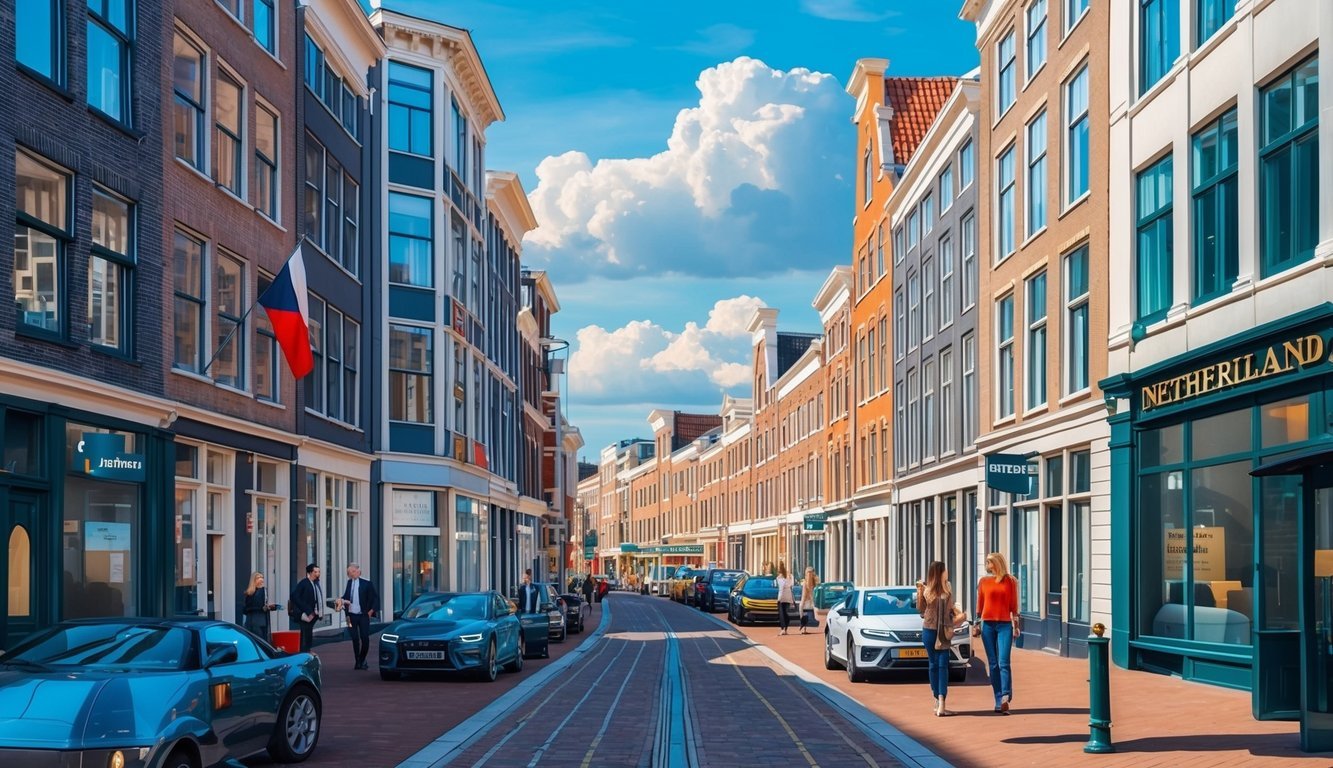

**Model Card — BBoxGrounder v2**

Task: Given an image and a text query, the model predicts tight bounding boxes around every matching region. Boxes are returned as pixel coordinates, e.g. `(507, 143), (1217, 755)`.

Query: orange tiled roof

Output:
(883, 77), (961, 165)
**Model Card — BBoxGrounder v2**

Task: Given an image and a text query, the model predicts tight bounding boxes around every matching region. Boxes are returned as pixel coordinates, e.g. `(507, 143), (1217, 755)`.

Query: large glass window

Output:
(1065, 246), (1090, 393)
(212, 251), (245, 389)
(1136, 154), (1173, 322)
(15, 151), (70, 336)
(1066, 66), (1090, 203)
(87, 0), (133, 123)
(389, 325), (433, 423)
(1026, 271), (1047, 410)
(997, 295), (1015, 419)
(89, 188), (132, 352)
(254, 272), (278, 402)
(940, 165), (954, 211)
(1260, 57), (1319, 277)
(1192, 109), (1238, 303)
(908, 272), (920, 350)
(64, 426), (141, 619)
(1027, 111), (1047, 235)
(252, 0), (274, 53)
(172, 230), (205, 371)
(17, 0), (63, 82)
(923, 358), (936, 460)
(388, 62), (433, 156)
(939, 234), (955, 329)
(254, 103), (278, 220)
(1070, 500), (1091, 622)
(1027, 0), (1047, 80)
(1140, 0), (1180, 94)
(172, 33), (205, 169)
(961, 212), (977, 309)
(389, 193), (433, 288)
(1066, 0), (1089, 32)
(453, 98), (469, 182)
(1013, 506), (1041, 613)
(456, 497), (482, 592)
(307, 296), (359, 427)
(940, 347), (954, 455)
(997, 145), (1016, 260)
(997, 30), (1016, 115)
(962, 333), (977, 448)
(922, 259), (936, 342)
(1196, 0), (1234, 46)
(214, 71), (243, 196)
(959, 140), (975, 190)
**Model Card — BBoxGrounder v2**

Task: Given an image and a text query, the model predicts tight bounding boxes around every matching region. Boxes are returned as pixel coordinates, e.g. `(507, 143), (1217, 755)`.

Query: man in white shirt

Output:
(336, 562), (380, 670)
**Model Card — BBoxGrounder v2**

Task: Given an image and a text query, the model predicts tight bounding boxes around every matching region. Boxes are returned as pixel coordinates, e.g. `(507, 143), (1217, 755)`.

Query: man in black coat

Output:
(336, 562), (380, 669)
(517, 569), (542, 614)
(290, 563), (323, 653)
(581, 574), (595, 604)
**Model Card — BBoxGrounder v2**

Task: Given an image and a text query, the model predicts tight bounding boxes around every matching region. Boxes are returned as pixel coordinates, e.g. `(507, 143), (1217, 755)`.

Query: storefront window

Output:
(1261, 395), (1311, 448)
(1070, 501), (1091, 622)
(1014, 506), (1041, 614)
(4, 410), (42, 476)
(173, 488), (197, 615)
(1189, 461), (1253, 644)
(1141, 423), (1184, 467)
(456, 495), (481, 592)
(1139, 470), (1183, 636)
(63, 474), (138, 619)
(1192, 408), (1250, 460)
(393, 534), (439, 609)
(1259, 475), (1299, 630)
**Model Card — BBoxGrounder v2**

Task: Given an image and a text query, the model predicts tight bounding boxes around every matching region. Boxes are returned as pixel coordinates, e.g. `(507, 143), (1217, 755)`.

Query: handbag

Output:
(934, 598), (955, 650)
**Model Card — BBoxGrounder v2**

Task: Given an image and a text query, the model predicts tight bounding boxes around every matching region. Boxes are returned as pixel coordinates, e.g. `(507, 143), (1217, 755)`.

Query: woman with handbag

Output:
(798, 567), (819, 633)
(974, 552), (1020, 714)
(917, 560), (961, 716)
(242, 571), (276, 643)
(775, 562), (795, 636)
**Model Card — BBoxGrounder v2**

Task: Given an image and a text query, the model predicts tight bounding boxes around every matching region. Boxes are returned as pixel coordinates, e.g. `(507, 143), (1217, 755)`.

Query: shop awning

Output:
(1250, 443), (1333, 477)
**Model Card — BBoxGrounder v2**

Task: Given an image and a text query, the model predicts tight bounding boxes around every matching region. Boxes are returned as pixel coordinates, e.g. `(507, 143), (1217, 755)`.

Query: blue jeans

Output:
(980, 620), (1014, 706)
(920, 628), (951, 698)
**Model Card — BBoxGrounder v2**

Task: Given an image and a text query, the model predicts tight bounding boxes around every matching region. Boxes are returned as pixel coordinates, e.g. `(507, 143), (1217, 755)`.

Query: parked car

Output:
(669, 565), (703, 602)
(0, 617), (322, 766)
(694, 569), (745, 612)
(726, 574), (802, 625)
(813, 580), (854, 609)
(512, 583), (568, 643)
(822, 586), (972, 683)
(378, 591), (525, 682)
(559, 592), (588, 633)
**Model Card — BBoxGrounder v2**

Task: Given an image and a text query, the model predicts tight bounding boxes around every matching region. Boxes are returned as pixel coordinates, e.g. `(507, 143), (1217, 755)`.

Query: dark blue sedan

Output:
(0, 617), (322, 767)
(378, 591), (524, 682)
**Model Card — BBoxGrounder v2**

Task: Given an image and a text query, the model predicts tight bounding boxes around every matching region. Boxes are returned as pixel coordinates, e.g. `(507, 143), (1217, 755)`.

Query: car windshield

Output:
(861, 589), (920, 616)
(743, 578), (777, 597)
(404, 594), (489, 621)
(1, 623), (191, 670)
(711, 572), (742, 585)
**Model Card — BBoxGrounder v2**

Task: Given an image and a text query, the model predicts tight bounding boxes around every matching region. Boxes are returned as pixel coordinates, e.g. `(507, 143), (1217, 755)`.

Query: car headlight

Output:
(860, 628), (898, 641)
(380, 633), (399, 644)
(458, 633), (484, 643)
(955, 622), (970, 638)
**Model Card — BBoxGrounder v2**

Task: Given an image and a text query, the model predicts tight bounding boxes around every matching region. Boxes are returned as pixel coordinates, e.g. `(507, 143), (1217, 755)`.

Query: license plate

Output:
(896, 647), (928, 659)
(406, 650), (446, 660)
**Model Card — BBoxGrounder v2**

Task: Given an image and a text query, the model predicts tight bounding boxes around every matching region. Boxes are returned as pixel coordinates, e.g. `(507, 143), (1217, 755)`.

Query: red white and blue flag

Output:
(258, 244), (314, 379)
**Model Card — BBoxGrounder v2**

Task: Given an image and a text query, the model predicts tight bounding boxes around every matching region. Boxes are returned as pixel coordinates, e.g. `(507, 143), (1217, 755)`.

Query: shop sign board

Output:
(803, 512), (827, 532)
(985, 453), (1035, 495)
(645, 545), (704, 555)
(1164, 526), (1227, 581)
(1140, 332), (1331, 412)
(620, 543), (639, 553)
(391, 490), (435, 527)
(76, 432), (145, 482)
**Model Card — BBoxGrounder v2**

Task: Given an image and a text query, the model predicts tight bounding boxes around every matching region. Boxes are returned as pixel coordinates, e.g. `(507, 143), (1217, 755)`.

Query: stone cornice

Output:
(370, 9), (505, 128)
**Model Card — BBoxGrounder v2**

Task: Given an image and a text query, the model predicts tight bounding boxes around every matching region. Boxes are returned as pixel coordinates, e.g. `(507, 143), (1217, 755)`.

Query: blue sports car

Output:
(378, 591), (525, 682)
(0, 617), (322, 767)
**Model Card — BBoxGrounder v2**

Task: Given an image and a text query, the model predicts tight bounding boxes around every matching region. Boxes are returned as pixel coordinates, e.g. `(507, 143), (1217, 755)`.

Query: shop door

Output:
(5, 493), (45, 648)
(1254, 475), (1301, 721)
(1044, 505), (1064, 652)
(1303, 481), (1333, 751)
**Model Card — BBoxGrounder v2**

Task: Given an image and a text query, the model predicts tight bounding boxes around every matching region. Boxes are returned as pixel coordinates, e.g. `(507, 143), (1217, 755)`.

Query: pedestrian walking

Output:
(582, 573), (595, 604)
(917, 560), (963, 716)
(290, 563), (324, 654)
(775, 561), (795, 635)
(975, 551), (1021, 714)
(241, 572), (275, 642)
(799, 567), (819, 634)
(335, 562), (380, 670)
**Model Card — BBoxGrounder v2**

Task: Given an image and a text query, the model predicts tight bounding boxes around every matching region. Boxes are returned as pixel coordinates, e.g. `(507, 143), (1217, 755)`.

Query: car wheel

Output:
(266, 685), (321, 763)
(379, 668), (401, 681)
(505, 638), (525, 673)
(163, 745), (199, 768)
(949, 665), (968, 683)
(824, 631), (842, 670)
(738, 612), (750, 627)
(476, 639), (499, 682)
(846, 637), (866, 683)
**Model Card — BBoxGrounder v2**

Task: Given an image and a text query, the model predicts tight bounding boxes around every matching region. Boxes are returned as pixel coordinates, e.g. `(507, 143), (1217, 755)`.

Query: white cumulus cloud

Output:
(568, 296), (767, 406)
(524, 57), (852, 281)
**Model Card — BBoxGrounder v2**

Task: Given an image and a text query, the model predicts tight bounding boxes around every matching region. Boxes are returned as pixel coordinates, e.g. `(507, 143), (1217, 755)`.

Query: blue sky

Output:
(382, 1), (980, 458)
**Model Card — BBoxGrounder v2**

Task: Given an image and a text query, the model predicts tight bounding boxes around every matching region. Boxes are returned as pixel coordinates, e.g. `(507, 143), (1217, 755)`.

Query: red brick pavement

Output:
(243, 603), (603, 768)
(724, 611), (1333, 767)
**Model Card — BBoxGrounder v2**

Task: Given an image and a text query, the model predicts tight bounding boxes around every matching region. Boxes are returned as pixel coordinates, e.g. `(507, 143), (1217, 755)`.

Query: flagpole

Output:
(199, 301), (262, 377)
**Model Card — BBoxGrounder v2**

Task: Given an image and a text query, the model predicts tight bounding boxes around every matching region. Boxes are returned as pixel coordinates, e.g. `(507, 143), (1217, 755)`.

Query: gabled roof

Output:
(884, 78), (960, 165)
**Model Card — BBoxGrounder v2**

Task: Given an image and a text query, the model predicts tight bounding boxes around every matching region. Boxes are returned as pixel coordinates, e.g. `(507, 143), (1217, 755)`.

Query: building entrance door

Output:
(4, 492), (45, 648)
(1304, 481), (1333, 751)
(1044, 504), (1064, 653)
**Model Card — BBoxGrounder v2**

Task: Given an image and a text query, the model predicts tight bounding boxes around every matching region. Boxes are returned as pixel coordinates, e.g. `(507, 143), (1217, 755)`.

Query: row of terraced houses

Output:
(575, 0), (1333, 726)
(0, 0), (582, 648)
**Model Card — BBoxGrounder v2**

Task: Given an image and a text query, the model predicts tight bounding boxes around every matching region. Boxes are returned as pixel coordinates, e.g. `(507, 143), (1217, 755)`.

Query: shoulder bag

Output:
(934, 597), (954, 650)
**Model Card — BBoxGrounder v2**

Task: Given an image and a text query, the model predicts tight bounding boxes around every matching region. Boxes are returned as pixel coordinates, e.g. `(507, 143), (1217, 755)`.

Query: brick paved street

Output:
(725, 607), (1333, 767)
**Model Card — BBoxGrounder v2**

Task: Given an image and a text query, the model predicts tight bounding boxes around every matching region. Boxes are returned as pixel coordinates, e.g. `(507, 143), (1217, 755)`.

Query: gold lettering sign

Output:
(1141, 333), (1330, 411)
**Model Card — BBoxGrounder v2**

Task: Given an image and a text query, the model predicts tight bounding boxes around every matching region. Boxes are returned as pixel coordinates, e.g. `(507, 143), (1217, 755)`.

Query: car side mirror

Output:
(837, 607), (856, 618)
(205, 644), (239, 667)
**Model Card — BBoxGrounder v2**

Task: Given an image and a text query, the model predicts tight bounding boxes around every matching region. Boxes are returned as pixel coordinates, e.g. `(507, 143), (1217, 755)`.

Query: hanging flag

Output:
(258, 243), (314, 379)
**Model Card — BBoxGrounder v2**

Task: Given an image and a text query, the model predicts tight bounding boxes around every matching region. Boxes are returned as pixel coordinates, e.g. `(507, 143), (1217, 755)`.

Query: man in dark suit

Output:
(517, 569), (542, 614)
(291, 563), (323, 653)
(335, 562), (379, 670)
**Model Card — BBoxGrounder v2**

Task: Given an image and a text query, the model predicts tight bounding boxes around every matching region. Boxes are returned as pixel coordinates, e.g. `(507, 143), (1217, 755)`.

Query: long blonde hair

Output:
(803, 567), (818, 593)
(986, 552), (1013, 583)
(923, 560), (952, 602)
(245, 571), (263, 597)
(776, 561), (789, 579)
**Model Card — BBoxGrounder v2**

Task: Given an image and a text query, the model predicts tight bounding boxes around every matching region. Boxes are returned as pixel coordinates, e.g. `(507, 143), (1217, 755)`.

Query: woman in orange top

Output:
(974, 552), (1020, 713)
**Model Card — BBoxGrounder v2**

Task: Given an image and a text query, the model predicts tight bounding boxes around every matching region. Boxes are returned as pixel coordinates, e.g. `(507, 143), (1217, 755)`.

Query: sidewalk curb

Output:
(697, 608), (953, 768)
(395, 599), (615, 768)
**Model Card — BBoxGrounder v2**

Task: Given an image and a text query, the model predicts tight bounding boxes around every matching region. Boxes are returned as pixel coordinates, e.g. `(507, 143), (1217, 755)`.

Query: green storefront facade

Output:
(1102, 303), (1333, 750)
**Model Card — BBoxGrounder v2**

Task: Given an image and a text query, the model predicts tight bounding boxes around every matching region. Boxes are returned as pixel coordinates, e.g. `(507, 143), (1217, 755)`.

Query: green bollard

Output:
(1085, 622), (1114, 754)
